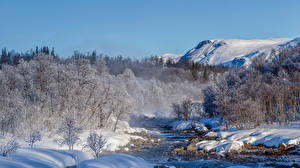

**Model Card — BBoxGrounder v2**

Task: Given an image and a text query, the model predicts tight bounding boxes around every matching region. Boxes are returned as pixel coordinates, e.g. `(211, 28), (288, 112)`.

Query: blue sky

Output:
(0, 0), (300, 58)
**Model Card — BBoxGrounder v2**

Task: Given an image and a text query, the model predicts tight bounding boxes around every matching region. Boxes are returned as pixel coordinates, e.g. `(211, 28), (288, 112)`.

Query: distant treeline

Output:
(0, 46), (228, 82)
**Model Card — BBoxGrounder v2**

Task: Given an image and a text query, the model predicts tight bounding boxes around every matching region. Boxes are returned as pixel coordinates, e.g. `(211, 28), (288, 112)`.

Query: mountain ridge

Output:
(159, 38), (299, 67)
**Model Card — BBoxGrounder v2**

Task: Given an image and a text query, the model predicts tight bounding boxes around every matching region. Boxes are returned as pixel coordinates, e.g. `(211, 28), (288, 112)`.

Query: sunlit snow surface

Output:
(0, 148), (90, 168)
(1, 121), (300, 167)
(197, 122), (300, 153)
(0, 121), (148, 167)
(78, 153), (153, 168)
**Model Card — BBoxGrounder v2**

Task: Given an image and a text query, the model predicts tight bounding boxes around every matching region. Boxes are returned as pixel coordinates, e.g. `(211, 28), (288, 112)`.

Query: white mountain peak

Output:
(159, 38), (299, 67)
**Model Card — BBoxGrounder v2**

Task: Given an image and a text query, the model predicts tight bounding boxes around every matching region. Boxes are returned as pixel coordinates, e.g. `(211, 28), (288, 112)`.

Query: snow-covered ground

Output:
(0, 149), (155, 168)
(0, 148), (90, 168)
(0, 121), (151, 167)
(8, 121), (146, 153)
(196, 122), (300, 154)
(78, 153), (153, 168)
(2, 118), (300, 167)
(0, 120), (153, 168)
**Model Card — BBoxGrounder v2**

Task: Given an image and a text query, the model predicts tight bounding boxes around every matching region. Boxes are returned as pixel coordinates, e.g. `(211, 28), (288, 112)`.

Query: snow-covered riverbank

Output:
(1, 118), (300, 167)
(196, 122), (300, 154)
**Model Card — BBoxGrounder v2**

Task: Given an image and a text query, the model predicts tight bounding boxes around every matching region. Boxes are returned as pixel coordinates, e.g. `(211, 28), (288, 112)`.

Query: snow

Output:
(0, 150), (154, 168)
(159, 38), (299, 67)
(196, 122), (300, 154)
(83, 129), (143, 152)
(157, 53), (183, 63)
(0, 121), (146, 156)
(171, 120), (208, 132)
(22, 121), (146, 152)
(171, 118), (218, 131)
(0, 121), (149, 167)
(204, 131), (218, 137)
(77, 153), (154, 168)
(20, 130), (139, 153)
(186, 38), (291, 66)
(0, 148), (90, 168)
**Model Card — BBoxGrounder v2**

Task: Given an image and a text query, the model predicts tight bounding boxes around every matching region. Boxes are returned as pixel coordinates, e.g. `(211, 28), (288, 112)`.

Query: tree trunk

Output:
(113, 114), (120, 132)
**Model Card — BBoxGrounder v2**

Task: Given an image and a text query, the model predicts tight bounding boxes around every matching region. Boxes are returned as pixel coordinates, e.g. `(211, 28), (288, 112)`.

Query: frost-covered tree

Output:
(112, 92), (133, 132)
(27, 130), (41, 148)
(86, 132), (106, 158)
(0, 137), (19, 157)
(202, 86), (217, 117)
(0, 47), (231, 135)
(57, 117), (82, 150)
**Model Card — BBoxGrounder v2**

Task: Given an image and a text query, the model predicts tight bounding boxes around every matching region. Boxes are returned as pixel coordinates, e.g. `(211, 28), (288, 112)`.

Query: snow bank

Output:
(23, 129), (142, 153)
(78, 129), (144, 152)
(171, 121), (208, 132)
(0, 121), (146, 158)
(18, 121), (146, 153)
(77, 153), (153, 168)
(197, 139), (244, 154)
(196, 122), (300, 154)
(0, 148), (90, 168)
(114, 120), (148, 134)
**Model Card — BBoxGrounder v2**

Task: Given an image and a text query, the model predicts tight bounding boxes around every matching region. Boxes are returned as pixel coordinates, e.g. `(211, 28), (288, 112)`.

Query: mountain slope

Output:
(160, 38), (300, 67)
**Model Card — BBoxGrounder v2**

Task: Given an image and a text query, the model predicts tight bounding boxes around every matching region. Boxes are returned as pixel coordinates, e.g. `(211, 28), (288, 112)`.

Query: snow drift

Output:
(77, 153), (153, 168)
(0, 148), (90, 168)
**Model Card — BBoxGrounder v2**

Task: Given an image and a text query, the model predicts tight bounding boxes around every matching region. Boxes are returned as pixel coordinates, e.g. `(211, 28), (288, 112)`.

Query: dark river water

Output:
(126, 117), (282, 168)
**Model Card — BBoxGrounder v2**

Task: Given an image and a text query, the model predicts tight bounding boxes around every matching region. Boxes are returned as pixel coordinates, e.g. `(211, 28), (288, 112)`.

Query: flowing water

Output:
(126, 117), (262, 168)
(126, 116), (300, 168)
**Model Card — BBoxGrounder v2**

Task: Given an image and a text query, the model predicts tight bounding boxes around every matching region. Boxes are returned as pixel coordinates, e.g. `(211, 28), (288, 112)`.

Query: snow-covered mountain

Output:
(159, 38), (300, 67)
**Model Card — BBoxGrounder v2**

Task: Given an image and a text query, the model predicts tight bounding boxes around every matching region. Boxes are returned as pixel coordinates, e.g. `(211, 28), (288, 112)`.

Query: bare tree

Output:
(0, 137), (19, 157)
(171, 103), (182, 119)
(181, 98), (193, 121)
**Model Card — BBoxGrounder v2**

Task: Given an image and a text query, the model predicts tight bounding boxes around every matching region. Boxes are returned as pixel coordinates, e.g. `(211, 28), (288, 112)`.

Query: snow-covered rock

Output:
(204, 131), (218, 137)
(171, 121), (208, 132)
(160, 38), (300, 67)
(77, 153), (153, 168)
